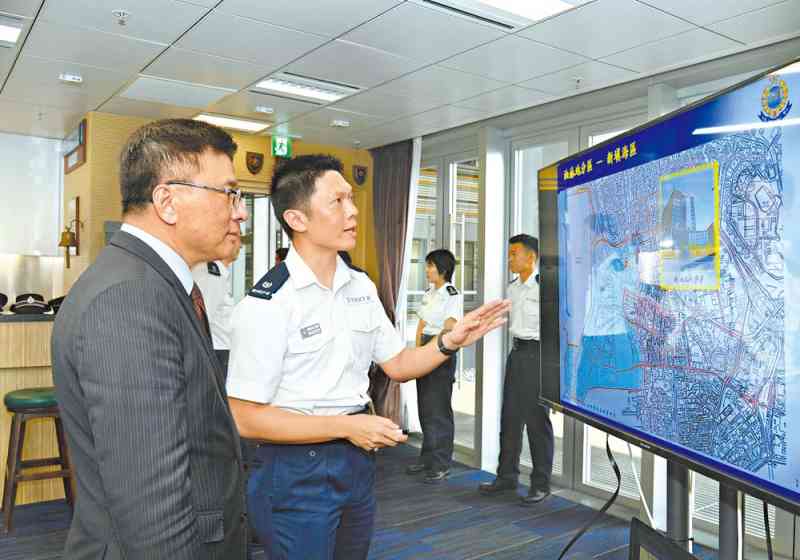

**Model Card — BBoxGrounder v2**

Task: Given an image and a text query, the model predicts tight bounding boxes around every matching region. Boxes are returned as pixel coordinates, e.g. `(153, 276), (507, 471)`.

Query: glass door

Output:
(449, 158), (481, 451)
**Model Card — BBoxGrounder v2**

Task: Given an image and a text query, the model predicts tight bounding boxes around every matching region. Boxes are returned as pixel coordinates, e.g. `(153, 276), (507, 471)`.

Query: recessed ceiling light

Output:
(0, 15), (24, 48)
(774, 61), (800, 75)
(253, 72), (360, 104)
(112, 9), (131, 26)
(194, 113), (270, 133)
(58, 73), (84, 85)
(330, 119), (351, 128)
(255, 105), (274, 115)
(418, 0), (572, 29)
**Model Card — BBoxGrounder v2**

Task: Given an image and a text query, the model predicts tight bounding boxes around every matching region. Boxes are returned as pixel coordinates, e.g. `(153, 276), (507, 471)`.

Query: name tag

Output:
(300, 323), (322, 339)
(346, 295), (372, 305)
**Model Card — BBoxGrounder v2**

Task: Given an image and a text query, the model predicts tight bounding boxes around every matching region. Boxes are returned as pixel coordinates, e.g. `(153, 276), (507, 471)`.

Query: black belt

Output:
(513, 337), (539, 348)
(347, 405), (371, 415)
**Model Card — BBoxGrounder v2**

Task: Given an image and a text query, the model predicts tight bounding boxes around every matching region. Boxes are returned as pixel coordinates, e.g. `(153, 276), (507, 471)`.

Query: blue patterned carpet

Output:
(0, 444), (718, 559)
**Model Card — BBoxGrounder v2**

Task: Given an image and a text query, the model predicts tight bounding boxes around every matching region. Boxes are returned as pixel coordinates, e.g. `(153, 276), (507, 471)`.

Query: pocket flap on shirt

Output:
(349, 307), (379, 333)
(197, 510), (224, 544)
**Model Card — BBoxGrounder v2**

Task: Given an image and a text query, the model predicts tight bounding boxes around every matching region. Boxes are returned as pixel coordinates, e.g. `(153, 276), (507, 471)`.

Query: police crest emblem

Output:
(759, 76), (792, 122)
(353, 165), (368, 186)
(246, 151), (264, 175)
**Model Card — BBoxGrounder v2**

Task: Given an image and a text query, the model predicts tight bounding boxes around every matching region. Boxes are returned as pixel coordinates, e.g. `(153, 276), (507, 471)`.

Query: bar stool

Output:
(1, 387), (73, 533)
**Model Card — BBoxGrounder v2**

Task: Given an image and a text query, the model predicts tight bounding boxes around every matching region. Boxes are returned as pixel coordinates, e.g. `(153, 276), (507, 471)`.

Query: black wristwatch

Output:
(437, 330), (458, 356)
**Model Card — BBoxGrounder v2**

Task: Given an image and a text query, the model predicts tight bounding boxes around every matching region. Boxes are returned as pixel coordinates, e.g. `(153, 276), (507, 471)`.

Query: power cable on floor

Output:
(557, 433), (621, 560)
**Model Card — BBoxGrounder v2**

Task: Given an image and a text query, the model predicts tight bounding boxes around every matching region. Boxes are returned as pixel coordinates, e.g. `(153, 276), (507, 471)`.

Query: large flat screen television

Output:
(539, 58), (800, 513)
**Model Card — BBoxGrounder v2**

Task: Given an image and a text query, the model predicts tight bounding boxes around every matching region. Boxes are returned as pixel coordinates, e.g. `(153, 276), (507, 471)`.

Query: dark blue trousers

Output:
(416, 334), (456, 472)
(247, 439), (376, 560)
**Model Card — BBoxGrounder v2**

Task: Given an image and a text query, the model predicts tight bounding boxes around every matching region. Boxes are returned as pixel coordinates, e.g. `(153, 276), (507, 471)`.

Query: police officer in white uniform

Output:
(191, 234), (240, 373)
(479, 234), (554, 505)
(225, 155), (510, 560)
(406, 249), (462, 483)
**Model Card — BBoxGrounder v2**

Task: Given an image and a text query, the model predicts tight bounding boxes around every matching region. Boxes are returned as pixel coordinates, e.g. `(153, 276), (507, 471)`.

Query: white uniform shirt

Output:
(191, 260), (234, 350)
(507, 269), (540, 340)
(417, 282), (463, 336)
(226, 248), (405, 415)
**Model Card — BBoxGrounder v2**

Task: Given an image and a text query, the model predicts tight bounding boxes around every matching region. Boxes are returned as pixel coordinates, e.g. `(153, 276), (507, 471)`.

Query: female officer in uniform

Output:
(406, 249), (463, 483)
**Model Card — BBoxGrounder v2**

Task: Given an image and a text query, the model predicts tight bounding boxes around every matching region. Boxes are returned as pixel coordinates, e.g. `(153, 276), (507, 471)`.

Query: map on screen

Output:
(556, 67), (800, 505)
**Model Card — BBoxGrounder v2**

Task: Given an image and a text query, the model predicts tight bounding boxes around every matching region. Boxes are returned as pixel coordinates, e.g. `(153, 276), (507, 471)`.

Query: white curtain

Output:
(395, 137), (422, 432)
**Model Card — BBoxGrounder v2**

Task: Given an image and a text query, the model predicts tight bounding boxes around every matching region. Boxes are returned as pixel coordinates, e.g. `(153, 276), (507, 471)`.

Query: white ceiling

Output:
(0, 0), (798, 147)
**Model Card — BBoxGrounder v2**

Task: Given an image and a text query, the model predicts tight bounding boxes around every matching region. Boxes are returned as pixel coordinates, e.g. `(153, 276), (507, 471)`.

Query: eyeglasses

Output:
(165, 180), (243, 211)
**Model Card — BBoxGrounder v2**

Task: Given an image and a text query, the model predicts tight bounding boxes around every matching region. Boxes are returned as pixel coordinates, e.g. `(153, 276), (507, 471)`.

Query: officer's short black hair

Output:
(271, 154), (344, 239)
(275, 247), (289, 263)
(119, 118), (237, 215)
(425, 249), (456, 282)
(509, 234), (539, 255)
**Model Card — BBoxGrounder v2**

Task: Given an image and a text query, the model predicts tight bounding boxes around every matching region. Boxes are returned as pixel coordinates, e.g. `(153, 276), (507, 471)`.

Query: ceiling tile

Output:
(371, 65), (507, 105)
(287, 107), (389, 131)
(23, 20), (164, 73)
(518, 60), (638, 96)
(331, 89), (443, 119)
(285, 40), (422, 89)
(641, 0), (783, 26)
(120, 75), (235, 109)
(145, 48), (271, 90)
(98, 97), (197, 120)
(216, 0), (404, 37)
(518, 0), (693, 59)
(602, 28), (741, 74)
(342, 2), (505, 65)
(176, 10), (327, 68)
(454, 85), (553, 114)
(2, 54), (130, 112)
(708, 1), (800, 44)
(0, 0), (42, 17)
(441, 34), (587, 83)
(40, 0), (208, 44)
(390, 105), (485, 136)
(0, 98), (82, 138)
(209, 91), (319, 123)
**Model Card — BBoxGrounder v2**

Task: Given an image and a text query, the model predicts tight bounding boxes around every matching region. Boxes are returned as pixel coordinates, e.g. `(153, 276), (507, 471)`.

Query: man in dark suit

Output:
(52, 119), (249, 559)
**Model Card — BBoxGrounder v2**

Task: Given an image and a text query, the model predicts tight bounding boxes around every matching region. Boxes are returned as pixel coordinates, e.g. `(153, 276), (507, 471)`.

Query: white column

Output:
(478, 127), (509, 472)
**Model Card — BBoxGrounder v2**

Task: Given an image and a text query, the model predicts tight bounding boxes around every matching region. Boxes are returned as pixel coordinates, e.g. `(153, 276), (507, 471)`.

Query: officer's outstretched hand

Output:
(343, 415), (408, 452)
(446, 299), (512, 349)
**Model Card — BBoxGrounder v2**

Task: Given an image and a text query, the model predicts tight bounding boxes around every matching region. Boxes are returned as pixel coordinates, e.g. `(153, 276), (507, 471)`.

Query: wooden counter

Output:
(0, 317), (65, 505)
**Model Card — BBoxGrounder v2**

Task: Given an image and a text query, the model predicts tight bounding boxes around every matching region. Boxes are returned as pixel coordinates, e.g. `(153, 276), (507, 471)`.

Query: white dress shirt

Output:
(417, 282), (463, 336)
(191, 261), (235, 350)
(226, 247), (405, 415)
(507, 269), (540, 341)
(120, 223), (192, 294)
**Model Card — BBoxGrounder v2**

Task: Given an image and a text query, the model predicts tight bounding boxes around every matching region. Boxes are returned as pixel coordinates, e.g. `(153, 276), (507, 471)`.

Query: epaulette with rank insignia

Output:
(446, 285), (458, 296)
(248, 262), (289, 300)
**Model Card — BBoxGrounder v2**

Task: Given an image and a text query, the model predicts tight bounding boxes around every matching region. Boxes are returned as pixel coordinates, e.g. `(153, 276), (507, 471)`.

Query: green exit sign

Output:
(271, 136), (292, 158)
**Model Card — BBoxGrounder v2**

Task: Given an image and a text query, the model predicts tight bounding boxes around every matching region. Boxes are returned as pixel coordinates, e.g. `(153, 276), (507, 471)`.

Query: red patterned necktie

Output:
(190, 283), (211, 337)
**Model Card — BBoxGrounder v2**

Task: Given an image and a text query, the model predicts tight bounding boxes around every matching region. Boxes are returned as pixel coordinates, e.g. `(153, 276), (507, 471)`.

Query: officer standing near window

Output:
(479, 234), (554, 505)
(225, 155), (510, 560)
(406, 249), (462, 483)
(191, 234), (240, 373)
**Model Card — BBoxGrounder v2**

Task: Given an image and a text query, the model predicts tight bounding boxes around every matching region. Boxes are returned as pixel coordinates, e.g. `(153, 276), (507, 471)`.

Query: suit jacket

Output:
(52, 231), (247, 559)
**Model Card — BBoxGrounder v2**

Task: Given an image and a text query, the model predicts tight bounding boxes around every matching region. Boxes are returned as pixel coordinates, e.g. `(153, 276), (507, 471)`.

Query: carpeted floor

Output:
(0, 444), (717, 559)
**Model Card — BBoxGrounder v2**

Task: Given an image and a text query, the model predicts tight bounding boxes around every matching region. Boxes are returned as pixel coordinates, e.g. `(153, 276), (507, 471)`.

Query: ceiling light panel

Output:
(253, 72), (361, 104)
(0, 15), (24, 47)
(414, 0), (574, 30)
(194, 113), (270, 133)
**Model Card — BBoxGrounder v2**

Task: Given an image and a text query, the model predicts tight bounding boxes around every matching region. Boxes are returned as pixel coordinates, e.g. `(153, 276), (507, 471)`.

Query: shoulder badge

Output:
(207, 262), (221, 276)
(446, 285), (458, 296)
(248, 262), (290, 300)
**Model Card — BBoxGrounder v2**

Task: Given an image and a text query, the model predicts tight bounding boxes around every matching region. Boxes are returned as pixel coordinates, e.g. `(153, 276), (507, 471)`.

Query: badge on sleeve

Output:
(207, 262), (221, 276)
(446, 285), (458, 296)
